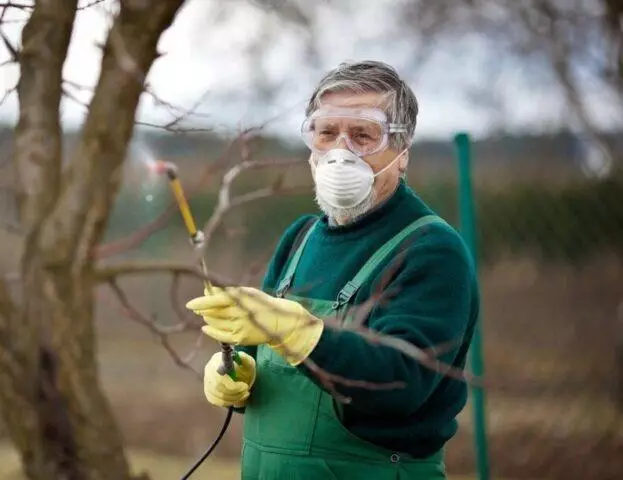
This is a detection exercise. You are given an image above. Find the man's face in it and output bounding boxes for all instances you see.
[308,91,408,207]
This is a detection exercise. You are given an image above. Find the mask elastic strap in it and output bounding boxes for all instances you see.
[373,148,408,178]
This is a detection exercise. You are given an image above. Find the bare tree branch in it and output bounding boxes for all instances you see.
[340,323,479,386]
[95,256,481,404]
[0,84,15,106]
[95,260,207,283]
[107,279,202,379]
[224,286,480,403]
[133,120,213,133]
[509,0,616,168]
[90,118,474,399]
[37,0,186,267]
[93,133,243,259]
[201,158,307,251]
[0,18,20,62]
[94,201,182,258]
[139,84,214,133]
[77,0,107,10]
[94,153,305,260]
[61,84,90,110]
[0,2,32,11]
[397,0,621,158]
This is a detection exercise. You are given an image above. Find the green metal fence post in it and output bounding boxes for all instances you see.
[453,132,490,480]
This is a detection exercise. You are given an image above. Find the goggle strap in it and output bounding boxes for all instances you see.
[388,123,408,133]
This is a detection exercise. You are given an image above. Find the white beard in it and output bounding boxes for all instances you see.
[314,187,377,226]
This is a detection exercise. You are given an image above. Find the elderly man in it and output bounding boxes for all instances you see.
[186,60,479,479]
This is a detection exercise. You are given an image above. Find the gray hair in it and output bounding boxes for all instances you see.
[305,60,419,150]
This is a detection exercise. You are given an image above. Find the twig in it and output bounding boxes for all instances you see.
[205,286,482,401]
[88,78,477,399]
[95,253,481,399]
[134,121,213,134]
[96,260,210,283]
[0,2,32,10]
[201,158,306,248]
[94,134,242,259]
[63,79,93,92]
[62,85,89,110]
[95,157,305,259]
[0,85,15,106]
[0,18,20,62]
[341,323,480,386]
[169,271,199,327]
[107,279,201,379]
[94,203,180,258]
[77,0,107,10]
[94,98,307,260]
[144,84,213,131]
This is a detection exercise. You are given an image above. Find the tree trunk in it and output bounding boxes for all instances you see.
[616,300,623,411]
[0,1,186,479]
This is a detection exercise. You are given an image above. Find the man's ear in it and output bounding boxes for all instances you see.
[399,151,409,173]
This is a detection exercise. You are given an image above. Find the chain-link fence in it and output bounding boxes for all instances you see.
[412,135,623,480]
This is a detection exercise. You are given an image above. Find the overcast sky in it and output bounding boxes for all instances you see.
[0,0,621,143]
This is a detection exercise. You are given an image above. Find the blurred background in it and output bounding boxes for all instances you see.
[1,0,622,479]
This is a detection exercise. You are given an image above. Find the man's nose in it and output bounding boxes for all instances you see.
[334,133,349,150]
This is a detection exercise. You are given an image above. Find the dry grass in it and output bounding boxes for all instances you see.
[0,443,238,480]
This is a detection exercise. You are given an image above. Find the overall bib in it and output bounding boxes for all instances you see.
[241,215,448,479]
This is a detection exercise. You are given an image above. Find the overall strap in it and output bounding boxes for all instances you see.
[333,214,447,308]
[275,217,319,297]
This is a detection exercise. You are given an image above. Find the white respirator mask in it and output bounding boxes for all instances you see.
[302,106,410,210]
[312,148,407,209]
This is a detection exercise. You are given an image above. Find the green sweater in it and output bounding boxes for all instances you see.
[240,180,479,458]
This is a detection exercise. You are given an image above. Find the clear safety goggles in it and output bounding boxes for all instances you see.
[301,107,408,157]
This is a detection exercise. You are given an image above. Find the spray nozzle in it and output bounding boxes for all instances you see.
[151,160,179,180]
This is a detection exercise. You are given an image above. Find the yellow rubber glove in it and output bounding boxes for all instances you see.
[203,350,256,408]
[186,286,324,366]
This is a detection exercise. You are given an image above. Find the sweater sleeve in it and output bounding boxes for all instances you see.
[299,226,475,416]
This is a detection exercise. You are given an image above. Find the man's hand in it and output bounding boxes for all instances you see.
[186,286,324,365]
[204,351,256,408]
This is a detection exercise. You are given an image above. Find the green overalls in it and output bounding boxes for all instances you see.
[241,215,448,479]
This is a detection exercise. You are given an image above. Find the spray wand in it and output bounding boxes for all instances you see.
[152,160,241,479]
[153,160,241,380]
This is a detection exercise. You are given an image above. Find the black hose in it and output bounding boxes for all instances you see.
[180,407,234,480]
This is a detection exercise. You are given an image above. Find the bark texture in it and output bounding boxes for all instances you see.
[0,1,186,479]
